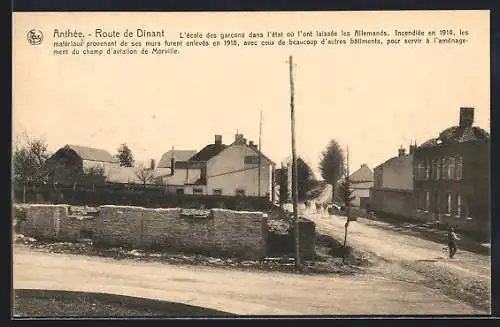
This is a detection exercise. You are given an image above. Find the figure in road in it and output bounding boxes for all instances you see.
[447,226,460,259]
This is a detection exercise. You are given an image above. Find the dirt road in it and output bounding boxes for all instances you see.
[13,245,484,316]
[305,185,491,312]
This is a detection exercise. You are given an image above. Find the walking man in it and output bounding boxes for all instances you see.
[447,226,460,259]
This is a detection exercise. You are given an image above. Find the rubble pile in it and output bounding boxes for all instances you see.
[267,219,292,235]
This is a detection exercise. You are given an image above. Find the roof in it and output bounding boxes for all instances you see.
[350,164,373,183]
[375,153,413,170]
[189,144,228,162]
[419,126,490,149]
[157,150,197,168]
[64,144,117,163]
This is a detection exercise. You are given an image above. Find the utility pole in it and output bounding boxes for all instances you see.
[289,55,301,270]
[258,110,262,197]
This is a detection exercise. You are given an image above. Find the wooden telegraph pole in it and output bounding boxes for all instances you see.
[289,55,301,270]
[258,110,263,197]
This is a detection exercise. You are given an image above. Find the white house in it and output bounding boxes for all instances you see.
[158,134,275,199]
[345,164,374,208]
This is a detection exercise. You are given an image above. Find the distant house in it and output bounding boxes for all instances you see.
[369,145,416,218]
[159,134,276,199]
[47,144,159,186]
[47,144,120,186]
[348,164,374,208]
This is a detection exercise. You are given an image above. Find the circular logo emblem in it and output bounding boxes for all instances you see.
[27,29,43,45]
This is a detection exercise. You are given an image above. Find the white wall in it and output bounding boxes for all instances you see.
[82,160,119,176]
[161,168,201,186]
[207,144,272,197]
[381,154,414,190]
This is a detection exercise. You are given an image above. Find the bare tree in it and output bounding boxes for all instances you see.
[134,164,155,186]
[319,139,344,203]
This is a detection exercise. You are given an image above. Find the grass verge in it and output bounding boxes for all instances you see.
[13,289,234,317]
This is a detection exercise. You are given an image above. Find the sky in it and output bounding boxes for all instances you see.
[13,11,490,179]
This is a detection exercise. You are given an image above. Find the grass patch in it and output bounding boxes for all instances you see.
[13,289,234,317]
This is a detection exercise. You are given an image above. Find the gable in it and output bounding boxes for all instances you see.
[350,165,373,182]
[157,150,197,168]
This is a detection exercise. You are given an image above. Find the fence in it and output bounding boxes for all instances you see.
[12,183,273,211]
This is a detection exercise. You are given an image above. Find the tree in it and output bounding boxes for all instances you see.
[13,134,50,185]
[134,164,155,186]
[338,146,355,264]
[297,157,316,201]
[319,139,344,203]
[116,143,134,167]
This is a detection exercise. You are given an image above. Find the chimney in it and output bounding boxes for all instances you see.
[214,134,222,145]
[150,159,155,170]
[170,157,175,175]
[409,141,417,154]
[459,107,474,128]
[398,145,406,157]
[235,133,244,145]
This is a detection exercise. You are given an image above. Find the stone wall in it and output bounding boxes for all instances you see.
[14,204,268,259]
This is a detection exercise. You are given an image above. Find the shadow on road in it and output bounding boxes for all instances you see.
[13,289,235,317]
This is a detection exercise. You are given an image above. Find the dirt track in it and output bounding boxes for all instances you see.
[306,185,491,312]
[13,245,484,315]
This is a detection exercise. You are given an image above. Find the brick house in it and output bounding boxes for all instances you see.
[157,134,276,200]
[369,145,417,218]
[413,107,490,227]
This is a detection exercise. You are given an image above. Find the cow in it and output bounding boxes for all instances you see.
[315,202,322,212]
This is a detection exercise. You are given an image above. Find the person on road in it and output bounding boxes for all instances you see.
[447,226,460,259]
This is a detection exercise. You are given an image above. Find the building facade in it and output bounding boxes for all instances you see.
[369,145,416,218]
[413,107,490,230]
[47,144,120,186]
[159,134,276,199]
[348,164,374,208]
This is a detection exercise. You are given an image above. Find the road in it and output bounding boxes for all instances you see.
[304,185,491,312]
[13,245,483,315]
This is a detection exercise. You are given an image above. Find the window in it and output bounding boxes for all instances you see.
[213,189,222,196]
[425,161,430,180]
[442,158,449,180]
[235,189,246,197]
[449,157,456,180]
[425,191,430,211]
[445,192,452,215]
[193,188,203,195]
[244,156,260,165]
[455,156,463,180]
[436,159,441,180]
[431,159,436,180]
[416,160,425,180]
[454,193,462,217]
